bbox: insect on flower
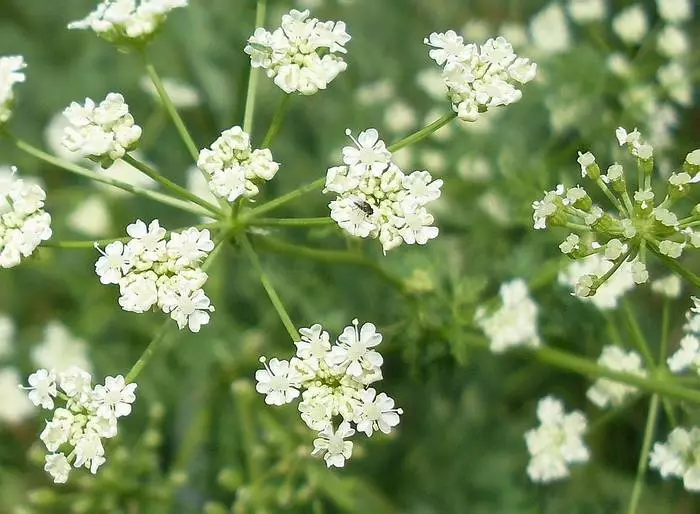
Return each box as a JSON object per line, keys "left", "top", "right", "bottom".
{"left": 351, "top": 198, "right": 375, "bottom": 217}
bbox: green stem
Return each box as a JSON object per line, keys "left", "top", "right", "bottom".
{"left": 648, "top": 242, "right": 700, "bottom": 289}
{"left": 261, "top": 94, "right": 291, "bottom": 148}
{"left": 238, "top": 233, "right": 298, "bottom": 341}
{"left": 249, "top": 217, "right": 333, "bottom": 227}
{"left": 254, "top": 235, "right": 406, "bottom": 295}
{"left": 387, "top": 112, "right": 457, "bottom": 152}
{"left": 622, "top": 300, "right": 656, "bottom": 368}
{"left": 123, "top": 154, "right": 225, "bottom": 218}
{"left": 595, "top": 177, "right": 627, "bottom": 216}
{"left": 626, "top": 394, "right": 660, "bottom": 514}
{"left": 244, "top": 177, "right": 325, "bottom": 219}
{"left": 242, "top": 0, "right": 268, "bottom": 134}
{"left": 7, "top": 134, "right": 211, "bottom": 217}
{"left": 142, "top": 53, "right": 199, "bottom": 162}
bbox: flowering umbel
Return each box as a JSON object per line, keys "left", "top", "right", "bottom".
{"left": 0, "top": 55, "right": 26, "bottom": 125}
{"left": 244, "top": 9, "right": 350, "bottom": 95}
{"left": 22, "top": 367, "right": 137, "bottom": 483}
{"left": 424, "top": 34, "right": 536, "bottom": 121}
{"left": 325, "top": 128, "right": 442, "bottom": 252}
{"left": 533, "top": 127, "right": 700, "bottom": 297}
{"left": 0, "top": 167, "right": 52, "bottom": 268}
{"left": 255, "top": 320, "right": 402, "bottom": 468}
{"left": 95, "top": 219, "right": 215, "bottom": 332}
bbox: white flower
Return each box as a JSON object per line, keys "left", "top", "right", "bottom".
{"left": 657, "top": 25, "right": 690, "bottom": 59}
{"left": 32, "top": 322, "right": 93, "bottom": 373}
{"left": 354, "top": 388, "right": 402, "bottom": 437}
{"left": 587, "top": 346, "right": 646, "bottom": 408}
{"left": 558, "top": 254, "right": 636, "bottom": 310}
{"left": 532, "top": 185, "right": 564, "bottom": 230}
{"left": 68, "top": 0, "right": 188, "bottom": 42}
{"left": 312, "top": 421, "right": 355, "bottom": 468}
{"left": 167, "top": 228, "right": 214, "bottom": 267}
{"left": 342, "top": 128, "right": 392, "bottom": 176}
{"left": 197, "top": 126, "right": 278, "bottom": 203}
{"left": 126, "top": 219, "right": 166, "bottom": 261}
{"left": 93, "top": 375, "right": 137, "bottom": 419}
{"left": 62, "top": 93, "right": 141, "bottom": 167}
{"left": 475, "top": 279, "right": 540, "bottom": 353}
{"left": 650, "top": 427, "right": 700, "bottom": 491}
{"left": 651, "top": 275, "right": 682, "bottom": 298}
{"left": 95, "top": 154, "right": 157, "bottom": 197}
{"left": 44, "top": 453, "right": 71, "bottom": 484}
{"left": 255, "top": 357, "right": 302, "bottom": 406}
{"left": 245, "top": 9, "right": 350, "bottom": 95}
{"left": 45, "top": 112, "right": 84, "bottom": 163}
{"left": 0, "top": 314, "right": 13, "bottom": 359}
{"left": 529, "top": 3, "right": 571, "bottom": 54}
{"left": 295, "top": 324, "right": 331, "bottom": 370}
{"left": 567, "top": 0, "right": 606, "bottom": 23}
{"left": 73, "top": 431, "right": 106, "bottom": 474}
{"left": 656, "top": 0, "right": 692, "bottom": 22}
{"left": 0, "top": 55, "right": 26, "bottom": 124}
{"left": 668, "top": 334, "right": 700, "bottom": 373}
{"left": 40, "top": 413, "right": 72, "bottom": 452}
{"left": 25, "top": 368, "right": 57, "bottom": 409}
{"left": 0, "top": 368, "right": 35, "bottom": 424}
{"left": 161, "top": 286, "right": 214, "bottom": 332}
{"left": 0, "top": 167, "right": 52, "bottom": 268}
{"left": 525, "top": 396, "right": 589, "bottom": 483}
{"left": 58, "top": 366, "right": 93, "bottom": 399}
{"left": 613, "top": 5, "right": 649, "bottom": 45}
{"left": 67, "top": 195, "right": 112, "bottom": 237}
{"left": 139, "top": 75, "right": 200, "bottom": 108}
{"left": 328, "top": 319, "right": 383, "bottom": 378}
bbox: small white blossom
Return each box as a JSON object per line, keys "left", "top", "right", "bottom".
{"left": 613, "top": 5, "right": 649, "bottom": 46}
{"left": 328, "top": 319, "right": 383, "bottom": 378}
{"left": 651, "top": 275, "right": 682, "bottom": 298}
{"left": 0, "top": 55, "right": 27, "bottom": 124}
{"left": 567, "top": 0, "right": 606, "bottom": 23}
{"left": 67, "top": 195, "right": 112, "bottom": 237}
{"left": 656, "top": 0, "right": 693, "bottom": 22}
{"left": 25, "top": 368, "right": 57, "bottom": 409}
{"left": 93, "top": 375, "right": 137, "bottom": 418}
{"left": 559, "top": 254, "right": 637, "bottom": 310}
{"left": 667, "top": 334, "right": 700, "bottom": 373}
{"left": 255, "top": 357, "right": 302, "bottom": 406}
{"left": 32, "top": 322, "right": 93, "bottom": 373}
{"left": 525, "top": 396, "right": 589, "bottom": 483}
{"left": 529, "top": 3, "right": 571, "bottom": 54}
{"left": 657, "top": 25, "right": 690, "bottom": 59}
{"left": 0, "top": 368, "right": 35, "bottom": 424}
{"left": 312, "top": 421, "right": 355, "bottom": 468}
{"left": 650, "top": 427, "right": 700, "bottom": 491}
{"left": 44, "top": 453, "right": 71, "bottom": 484}
{"left": 354, "top": 388, "right": 402, "bottom": 437}
{"left": 139, "top": 75, "right": 200, "bottom": 108}
{"left": 587, "top": 346, "right": 646, "bottom": 408}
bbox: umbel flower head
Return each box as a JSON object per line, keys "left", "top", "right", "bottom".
{"left": 533, "top": 127, "right": 700, "bottom": 298}
{"left": 94, "top": 219, "right": 215, "bottom": 332}
{"left": 0, "top": 167, "right": 52, "bottom": 268}
{"left": 0, "top": 55, "right": 26, "bottom": 124}
{"left": 22, "top": 367, "right": 137, "bottom": 483}
{"left": 586, "top": 345, "right": 646, "bottom": 408}
{"left": 68, "top": 0, "right": 188, "bottom": 46}
{"left": 244, "top": 9, "right": 351, "bottom": 95}
{"left": 196, "top": 126, "right": 279, "bottom": 203}
{"left": 61, "top": 93, "right": 142, "bottom": 168}
{"left": 325, "top": 128, "right": 442, "bottom": 253}
{"left": 424, "top": 33, "right": 536, "bottom": 121}
{"left": 254, "top": 320, "right": 402, "bottom": 468}
{"left": 667, "top": 297, "right": 700, "bottom": 375}
{"left": 650, "top": 426, "right": 700, "bottom": 492}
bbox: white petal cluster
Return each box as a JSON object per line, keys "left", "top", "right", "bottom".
{"left": 32, "top": 321, "right": 93, "bottom": 374}
{"left": 558, "top": 254, "right": 637, "bottom": 309}
{"left": 196, "top": 126, "right": 279, "bottom": 203}
{"left": 0, "top": 167, "right": 52, "bottom": 268}
{"left": 68, "top": 0, "right": 188, "bottom": 43}
{"left": 656, "top": 0, "right": 693, "bottom": 23}
{"left": 0, "top": 368, "right": 35, "bottom": 424}
{"left": 586, "top": 346, "right": 646, "bottom": 408}
{"left": 0, "top": 55, "right": 26, "bottom": 124}
{"left": 650, "top": 426, "right": 700, "bottom": 491}
{"left": 255, "top": 320, "right": 402, "bottom": 468}
{"left": 424, "top": 33, "right": 536, "bottom": 121}
{"left": 475, "top": 279, "right": 540, "bottom": 353}
{"left": 62, "top": 93, "right": 142, "bottom": 168}
{"left": 667, "top": 297, "right": 700, "bottom": 374}
{"left": 525, "top": 396, "right": 589, "bottom": 483}
{"left": 612, "top": 4, "right": 649, "bottom": 45}
{"left": 325, "top": 128, "right": 442, "bottom": 253}
{"left": 95, "top": 219, "right": 215, "bottom": 332}
{"left": 22, "top": 368, "right": 136, "bottom": 483}
{"left": 244, "top": 9, "right": 350, "bottom": 95}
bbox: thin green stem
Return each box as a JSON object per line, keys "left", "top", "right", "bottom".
{"left": 123, "top": 154, "right": 225, "bottom": 218}
{"left": 242, "top": 0, "right": 268, "bottom": 134}
{"left": 250, "top": 217, "right": 333, "bottom": 227}
{"left": 244, "top": 177, "right": 325, "bottom": 219}
{"left": 622, "top": 300, "right": 656, "bottom": 368}
{"left": 142, "top": 53, "right": 199, "bottom": 162}
{"left": 626, "top": 394, "right": 660, "bottom": 514}
{"left": 660, "top": 299, "right": 671, "bottom": 366}
{"left": 261, "top": 94, "right": 291, "bottom": 148}
{"left": 648, "top": 242, "right": 700, "bottom": 289}
{"left": 387, "top": 112, "right": 457, "bottom": 152}
{"left": 6, "top": 133, "right": 211, "bottom": 217}
{"left": 238, "top": 233, "right": 298, "bottom": 341}
{"left": 254, "top": 235, "right": 406, "bottom": 295}
{"left": 595, "top": 177, "right": 627, "bottom": 216}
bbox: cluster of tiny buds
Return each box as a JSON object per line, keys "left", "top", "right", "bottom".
{"left": 325, "top": 128, "right": 442, "bottom": 253}
{"left": 254, "top": 320, "right": 402, "bottom": 468}
{"left": 21, "top": 367, "right": 137, "bottom": 484}
{"left": 94, "top": 219, "right": 215, "bottom": 332}
{"left": 533, "top": 127, "right": 700, "bottom": 297}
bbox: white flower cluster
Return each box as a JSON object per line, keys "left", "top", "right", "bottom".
{"left": 325, "top": 128, "right": 442, "bottom": 252}
{"left": 22, "top": 367, "right": 137, "bottom": 483}
{"left": 0, "top": 316, "right": 36, "bottom": 425}
{"left": 525, "top": 396, "right": 589, "bottom": 483}
{"left": 0, "top": 55, "right": 26, "bottom": 124}
{"left": 0, "top": 167, "right": 52, "bottom": 268}
{"left": 586, "top": 346, "right": 645, "bottom": 408}
{"left": 68, "top": 0, "right": 188, "bottom": 43}
{"left": 62, "top": 93, "right": 142, "bottom": 168}
{"left": 424, "top": 33, "right": 536, "bottom": 121}
{"left": 475, "top": 279, "right": 540, "bottom": 353}
{"left": 558, "top": 254, "right": 637, "bottom": 310}
{"left": 650, "top": 426, "right": 700, "bottom": 492}
{"left": 244, "top": 9, "right": 350, "bottom": 95}
{"left": 255, "top": 320, "right": 402, "bottom": 468}
{"left": 95, "top": 219, "right": 215, "bottom": 332}
{"left": 196, "top": 126, "right": 279, "bottom": 203}
{"left": 667, "top": 297, "right": 700, "bottom": 374}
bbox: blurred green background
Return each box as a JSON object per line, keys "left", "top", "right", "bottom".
{"left": 1, "top": 0, "right": 699, "bottom": 512}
